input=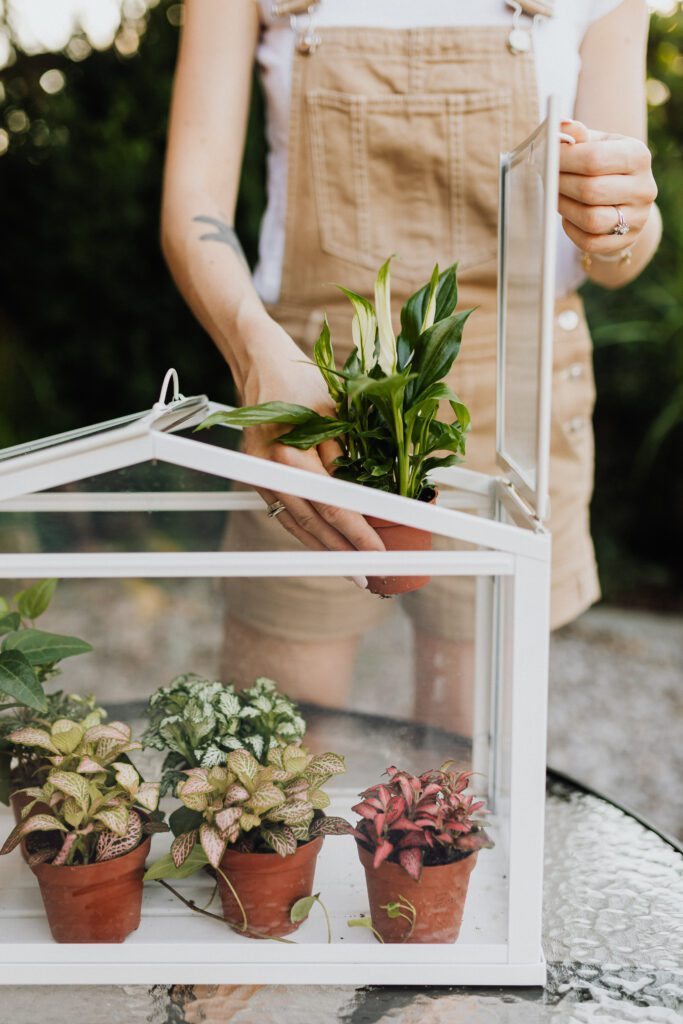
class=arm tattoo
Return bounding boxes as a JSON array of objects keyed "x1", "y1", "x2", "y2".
[{"x1": 192, "y1": 216, "x2": 250, "y2": 271}]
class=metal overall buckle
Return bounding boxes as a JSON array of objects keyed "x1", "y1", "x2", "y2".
[
  {"x1": 271, "y1": 0, "x2": 321, "y2": 54},
  {"x1": 505, "y1": 0, "x2": 554, "y2": 55}
]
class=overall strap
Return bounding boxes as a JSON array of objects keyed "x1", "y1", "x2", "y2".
[
  {"x1": 518, "y1": 0, "x2": 555, "y2": 15},
  {"x1": 272, "y1": 1, "x2": 556, "y2": 17}
]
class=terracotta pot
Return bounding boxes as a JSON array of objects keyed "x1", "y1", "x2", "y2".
[
  {"x1": 31, "y1": 836, "x2": 151, "y2": 943},
  {"x1": 10, "y1": 789, "x2": 55, "y2": 863},
  {"x1": 365, "y1": 493, "x2": 437, "y2": 596},
  {"x1": 357, "y1": 841, "x2": 478, "y2": 944},
  {"x1": 217, "y1": 836, "x2": 323, "y2": 938}
]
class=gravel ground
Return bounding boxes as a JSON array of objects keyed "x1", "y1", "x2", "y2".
[{"x1": 19, "y1": 578, "x2": 683, "y2": 840}]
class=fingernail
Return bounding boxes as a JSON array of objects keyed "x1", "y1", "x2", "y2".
[
  {"x1": 349, "y1": 575, "x2": 368, "y2": 590},
  {"x1": 559, "y1": 132, "x2": 576, "y2": 145},
  {"x1": 560, "y1": 119, "x2": 580, "y2": 126}
]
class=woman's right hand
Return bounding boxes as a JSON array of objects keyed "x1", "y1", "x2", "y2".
[{"x1": 239, "y1": 317, "x2": 385, "y2": 562}]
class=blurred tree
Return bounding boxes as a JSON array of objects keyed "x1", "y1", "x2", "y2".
[
  {"x1": 0, "y1": 0, "x2": 265, "y2": 442},
  {"x1": 0, "y1": 1, "x2": 681, "y2": 605}
]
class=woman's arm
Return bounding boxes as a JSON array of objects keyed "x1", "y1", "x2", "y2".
[
  {"x1": 559, "y1": 0, "x2": 661, "y2": 289},
  {"x1": 162, "y1": 0, "x2": 382, "y2": 561}
]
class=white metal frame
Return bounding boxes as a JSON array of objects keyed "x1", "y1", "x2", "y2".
[{"x1": 0, "y1": 393, "x2": 549, "y2": 986}]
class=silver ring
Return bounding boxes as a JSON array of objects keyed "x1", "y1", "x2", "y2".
[
  {"x1": 266, "y1": 500, "x2": 287, "y2": 519},
  {"x1": 610, "y1": 206, "x2": 631, "y2": 236}
]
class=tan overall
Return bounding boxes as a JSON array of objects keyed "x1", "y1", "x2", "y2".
[{"x1": 224, "y1": 13, "x2": 600, "y2": 642}]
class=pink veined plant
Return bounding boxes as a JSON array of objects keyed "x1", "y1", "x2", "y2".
[
  {"x1": 351, "y1": 763, "x2": 493, "y2": 881},
  {"x1": 0, "y1": 720, "x2": 164, "y2": 866}
]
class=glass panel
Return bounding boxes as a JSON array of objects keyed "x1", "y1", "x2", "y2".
[
  {"x1": 497, "y1": 109, "x2": 555, "y2": 513},
  {"x1": 0, "y1": 565, "x2": 509, "y2": 949}
]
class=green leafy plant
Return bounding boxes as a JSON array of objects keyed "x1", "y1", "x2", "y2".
[
  {"x1": 198, "y1": 258, "x2": 473, "y2": 500},
  {"x1": 351, "y1": 763, "x2": 493, "y2": 881},
  {"x1": 6, "y1": 691, "x2": 105, "y2": 797},
  {"x1": 0, "y1": 719, "x2": 163, "y2": 866},
  {"x1": 0, "y1": 580, "x2": 93, "y2": 804},
  {"x1": 143, "y1": 674, "x2": 307, "y2": 798},
  {"x1": 146, "y1": 744, "x2": 349, "y2": 879}
]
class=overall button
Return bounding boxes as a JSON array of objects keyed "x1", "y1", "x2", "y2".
[
  {"x1": 564, "y1": 363, "x2": 585, "y2": 381},
  {"x1": 557, "y1": 309, "x2": 580, "y2": 332},
  {"x1": 566, "y1": 416, "x2": 587, "y2": 434}
]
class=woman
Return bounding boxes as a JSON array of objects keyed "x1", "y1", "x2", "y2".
[{"x1": 162, "y1": 0, "x2": 659, "y2": 728}]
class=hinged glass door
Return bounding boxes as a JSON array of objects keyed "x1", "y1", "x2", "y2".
[{"x1": 496, "y1": 96, "x2": 560, "y2": 523}]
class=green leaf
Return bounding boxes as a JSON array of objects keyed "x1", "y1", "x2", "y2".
[
  {"x1": 420, "y1": 264, "x2": 440, "y2": 334},
  {"x1": 335, "y1": 286, "x2": 377, "y2": 371},
  {"x1": 0, "y1": 651, "x2": 46, "y2": 712},
  {"x1": 199, "y1": 822, "x2": 226, "y2": 868},
  {"x1": 261, "y1": 825, "x2": 297, "y2": 857},
  {"x1": 313, "y1": 317, "x2": 343, "y2": 401},
  {"x1": 49, "y1": 770, "x2": 91, "y2": 811},
  {"x1": 13, "y1": 579, "x2": 57, "y2": 621},
  {"x1": 94, "y1": 805, "x2": 129, "y2": 835},
  {"x1": 374, "y1": 256, "x2": 397, "y2": 375},
  {"x1": 0, "y1": 814, "x2": 66, "y2": 855},
  {"x1": 227, "y1": 748, "x2": 260, "y2": 788},
  {"x1": 399, "y1": 263, "x2": 459, "y2": 349},
  {"x1": 51, "y1": 719, "x2": 84, "y2": 754},
  {"x1": 196, "y1": 403, "x2": 318, "y2": 431},
  {"x1": 169, "y1": 804, "x2": 204, "y2": 838},
  {"x1": 410, "y1": 309, "x2": 475, "y2": 398},
  {"x1": 3, "y1": 629, "x2": 93, "y2": 666},
  {"x1": 0, "y1": 613, "x2": 20, "y2": 636},
  {"x1": 144, "y1": 843, "x2": 209, "y2": 881},
  {"x1": 8, "y1": 726, "x2": 58, "y2": 753},
  {"x1": 278, "y1": 416, "x2": 350, "y2": 449},
  {"x1": 290, "y1": 893, "x2": 319, "y2": 924}
]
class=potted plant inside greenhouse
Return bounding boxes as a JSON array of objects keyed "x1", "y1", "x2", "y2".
[
  {"x1": 142, "y1": 673, "x2": 306, "y2": 801},
  {"x1": 0, "y1": 579, "x2": 95, "y2": 822},
  {"x1": 198, "y1": 258, "x2": 473, "y2": 595},
  {"x1": 145, "y1": 743, "x2": 349, "y2": 939},
  {"x1": 350, "y1": 763, "x2": 492, "y2": 944},
  {"x1": 0, "y1": 720, "x2": 164, "y2": 943}
]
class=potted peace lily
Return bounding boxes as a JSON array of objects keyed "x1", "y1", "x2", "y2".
[
  {"x1": 0, "y1": 579, "x2": 94, "y2": 819},
  {"x1": 145, "y1": 744, "x2": 349, "y2": 939},
  {"x1": 0, "y1": 719, "x2": 164, "y2": 943},
  {"x1": 351, "y1": 763, "x2": 493, "y2": 944},
  {"x1": 198, "y1": 258, "x2": 473, "y2": 595},
  {"x1": 142, "y1": 673, "x2": 306, "y2": 802}
]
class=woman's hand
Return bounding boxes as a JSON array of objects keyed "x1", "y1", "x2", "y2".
[
  {"x1": 558, "y1": 119, "x2": 658, "y2": 256},
  {"x1": 240, "y1": 317, "x2": 384, "y2": 563}
]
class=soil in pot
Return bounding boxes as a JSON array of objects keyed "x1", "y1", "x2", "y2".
[
  {"x1": 31, "y1": 835, "x2": 151, "y2": 943},
  {"x1": 357, "y1": 841, "x2": 478, "y2": 943},
  {"x1": 10, "y1": 789, "x2": 56, "y2": 863},
  {"x1": 217, "y1": 835, "x2": 323, "y2": 938},
  {"x1": 365, "y1": 492, "x2": 436, "y2": 597}
]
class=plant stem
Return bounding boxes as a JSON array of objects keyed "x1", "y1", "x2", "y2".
[
  {"x1": 215, "y1": 865, "x2": 248, "y2": 933},
  {"x1": 157, "y1": 879, "x2": 297, "y2": 944}
]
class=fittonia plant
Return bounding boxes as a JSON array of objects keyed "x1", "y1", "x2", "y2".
[
  {"x1": 0, "y1": 720, "x2": 162, "y2": 865},
  {"x1": 142, "y1": 674, "x2": 306, "y2": 796}
]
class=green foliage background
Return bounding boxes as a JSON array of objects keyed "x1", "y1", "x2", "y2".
[{"x1": 0, "y1": 1, "x2": 681, "y2": 605}]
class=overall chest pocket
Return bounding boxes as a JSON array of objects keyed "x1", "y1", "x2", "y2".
[{"x1": 306, "y1": 88, "x2": 511, "y2": 280}]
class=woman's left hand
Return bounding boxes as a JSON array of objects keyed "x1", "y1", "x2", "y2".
[{"x1": 558, "y1": 119, "x2": 658, "y2": 255}]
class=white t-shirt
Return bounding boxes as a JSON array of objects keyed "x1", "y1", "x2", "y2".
[{"x1": 253, "y1": 0, "x2": 625, "y2": 302}]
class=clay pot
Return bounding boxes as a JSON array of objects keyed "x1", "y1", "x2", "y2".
[
  {"x1": 365, "y1": 493, "x2": 437, "y2": 596},
  {"x1": 10, "y1": 789, "x2": 55, "y2": 863},
  {"x1": 217, "y1": 836, "x2": 323, "y2": 938},
  {"x1": 31, "y1": 836, "x2": 151, "y2": 943},
  {"x1": 357, "y1": 841, "x2": 478, "y2": 944}
]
